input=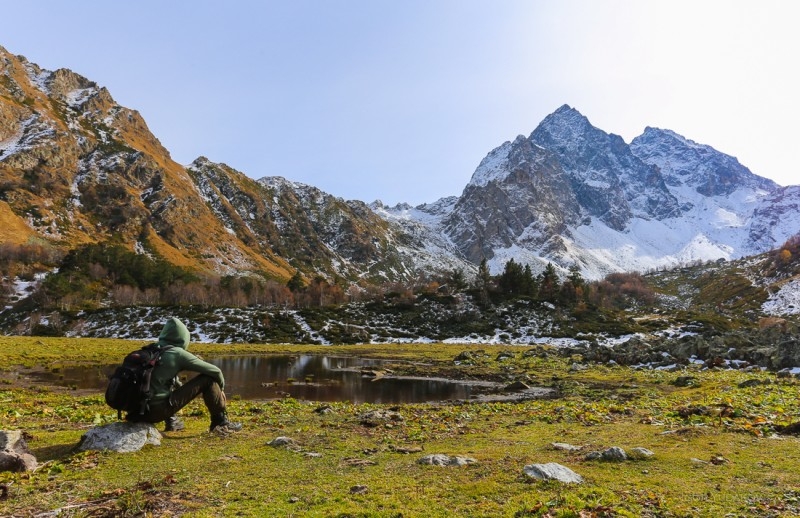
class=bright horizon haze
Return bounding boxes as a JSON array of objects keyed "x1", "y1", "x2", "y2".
[{"x1": 3, "y1": 1, "x2": 798, "y2": 205}]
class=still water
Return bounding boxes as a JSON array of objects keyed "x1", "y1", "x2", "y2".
[{"x1": 35, "y1": 355, "x2": 476, "y2": 404}]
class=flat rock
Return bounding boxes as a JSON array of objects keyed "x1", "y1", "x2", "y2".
[
  {"x1": 268, "y1": 436, "x2": 299, "y2": 448},
  {"x1": 523, "y1": 462, "x2": 584, "y2": 484},
  {"x1": 77, "y1": 422, "x2": 161, "y2": 453},
  {"x1": 550, "y1": 442, "x2": 582, "y2": 451},
  {"x1": 629, "y1": 447, "x2": 655, "y2": 459},
  {"x1": 417, "y1": 454, "x2": 477, "y2": 466}
]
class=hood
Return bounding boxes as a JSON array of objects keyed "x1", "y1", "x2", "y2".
[{"x1": 158, "y1": 317, "x2": 191, "y2": 349}]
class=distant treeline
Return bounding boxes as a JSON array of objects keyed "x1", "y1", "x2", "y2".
[{"x1": 1, "y1": 241, "x2": 660, "y2": 315}]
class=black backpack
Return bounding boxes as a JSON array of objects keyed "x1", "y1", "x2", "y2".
[{"x1": 105, "y1": 343, "x2": 173, "y2": 419}]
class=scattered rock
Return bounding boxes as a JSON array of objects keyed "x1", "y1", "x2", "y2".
[
  {"x1": 0, "y1": 430, "x2": 37, "y2": 472},
  {"x1": 703, "y1": 356, "x2": 725, "y2": 369},
  {"x1": 523, "y1": 463, "x2": 583, "y2": 484},
  {"x1": 350, "y1": 485, "x2": 369, "y2": 494},
  {"x1": 417, "y1": 454, "x2": 477, "y2": 466},
  {"x1": 569, "y1": 363, "x2": 588, "y2": 372},
  {"x1": 628, "y1": 447, "x2": 655, "y2": 460},
  {"x1": 710, "y1": 455, "x2": 728, "y2": 465},
  {"x1": 586, "y1": 447, "x2": 627, "y2": 462},
  {"x1": 602, "y1": 447, "x2": 628, "y2": 461},
  {"x1": 550, "y1": 442, "x2": 582, "y2": 452},
  {"x1": 672, "y1": 376, "x2": 699, "y2": 387},
  {"x1": 522, "y1": 347, "x2": 551, "y2": 359},
  {"x1": 268, "y1": 436, "x2": 300, "y2": 449},
  {"x1": 496, "y1": 352, "x2": 515, "y2": 361},
  {"x1": 77, "y1": 423, "x2": 161, "y2": 453},
  {"x1": 314, "y1": 404, "x2": 335, "y2": 414},
  {"x1": 359, "y1": 409, "x2": 404, "y2": 427},
  {"x1": 454, "y1": 351, "x2": 474, "y2": 362},
  {"x1": 390, "y1": 445, "x2": 423, "y2": 454},
  {"x1": 738, "y1": 378, "x2": 769, "y2": 388}
]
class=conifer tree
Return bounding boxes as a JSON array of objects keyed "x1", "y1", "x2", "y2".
[
  {"x1": 448, "y1": 268, "x2": 468, "y2": 293},
  {"x1": 287, "y1": 270, "x2": 305, "y2": 292},
  {"x1": 538, "y1": 262, "x2": 560, "y2": 302},
  {"x1": 498, "y1": 258, "x2": 523, "y2": 297},
  {"x1": 475, "y1": 258, "x2": 492, "y2": 306}
]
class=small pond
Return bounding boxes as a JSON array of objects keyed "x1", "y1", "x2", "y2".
[{"x1": 33, "y1": 355, "x2": 487, "y2": 404}]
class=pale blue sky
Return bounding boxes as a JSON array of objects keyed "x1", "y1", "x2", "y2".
[{"x1": 3, "y1": 1, "x2": 798, "y2": 204}]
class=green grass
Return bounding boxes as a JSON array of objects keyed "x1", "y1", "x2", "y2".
[{"x1": 2, "y1": 337, "x2": 800, "y2": 516}]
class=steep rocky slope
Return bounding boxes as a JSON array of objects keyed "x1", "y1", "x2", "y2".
[
  {"x1": 2, "y1": 46, "x2": 798, "y2": 290},
  {"x1": 1, "y1": 46, "x2": 472, "y2": 284}
]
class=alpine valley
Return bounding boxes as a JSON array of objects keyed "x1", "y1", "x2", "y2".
[{"x1": 2, "y1": 45, "x2": 800, "y2": 353}]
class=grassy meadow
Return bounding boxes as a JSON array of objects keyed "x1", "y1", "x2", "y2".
[{"x1": 1, "y1": 336, "x2": 800, "y2": 517}]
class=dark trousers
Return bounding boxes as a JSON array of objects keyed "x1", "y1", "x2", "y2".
[{"x1": 129, "y1": 374, "x2": 227, "y2": 424}]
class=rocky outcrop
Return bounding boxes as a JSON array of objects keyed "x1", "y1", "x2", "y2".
[
  {"x1": 0, "y1": 430, "x2": 37, "y2": 472},
  {"x1": 561, "y1": 323, "x2": 800, "y2": 370},
  {"x1": 531, "y1": 105, "x2": 680, "y2": 226},
  {"x1": 443, "y1": 135, "x2": 580, "y2": 263},
  {"x1": 1, "y1": 46, "x2": 463, "y2": 286}
]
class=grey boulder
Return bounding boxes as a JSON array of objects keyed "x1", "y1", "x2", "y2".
[
  {"x1": 523, "y1": 462, "x2": 584, "y2": 484},
  {"x1": 0, "y1": 430, "x2": 37, "y2": 472},
  {"x1": 78, "y1": 422, "x2": 162, "y2": 453}
]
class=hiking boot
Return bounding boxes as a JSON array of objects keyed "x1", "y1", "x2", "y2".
[
  {"x1": 164, "y1": 416, "x2": 185, "y2": 432},
  {"x1": 209, "y1": 412, "x2": 242, "y2": 433}
]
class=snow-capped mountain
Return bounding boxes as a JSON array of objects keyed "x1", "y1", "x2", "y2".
[
  {"x1": 2, "y1": 42, "x2": 798, "y2": 287},
  {"x1": 381, "y1": 105, "x2": 799, "y2": 279}
]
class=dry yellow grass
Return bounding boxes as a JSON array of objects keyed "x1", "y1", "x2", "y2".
[{"x1": 0, "y1": 201, "x2": 35, "y2": 244}]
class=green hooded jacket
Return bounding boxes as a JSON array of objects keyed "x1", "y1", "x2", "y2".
[{"x1": 149, "y1": 317, "x2": 225, "y2": 402}]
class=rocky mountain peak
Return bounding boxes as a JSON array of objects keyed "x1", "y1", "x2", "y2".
[
  {"x1": 43, "y1": 68, "x2": 97, "y2": 101},
  {"x1": 3, "y1": 45, "x2": 799, "y2": 288},
  {"x1": 529, "y1": 106, "x2": 680, "y2": 227},
  {"x1": 630, "y1": 127, "x2": 778, "y2": 196}
]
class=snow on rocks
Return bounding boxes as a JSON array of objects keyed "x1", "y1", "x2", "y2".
[{"x1": 762, "y1": 277, "x2": 800, "y2": 316}]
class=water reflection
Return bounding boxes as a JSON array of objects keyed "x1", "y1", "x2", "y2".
[
  {"x1": 212, "y1": 355, "x2": 473, "y2": 403},
  {"x1": 33, "y1": 355, "x2": 475, "y2": 404}
]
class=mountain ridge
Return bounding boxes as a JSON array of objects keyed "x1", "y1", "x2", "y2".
[
  {"x1": 391, "y1": 104, "x2": 797, "y2": 279},
  {"x1": 2, "y1": 45, "x2": 799, "y2": 291},
  {"x1": 2, "y1": 45, "x2": 473, "y2": 285}
]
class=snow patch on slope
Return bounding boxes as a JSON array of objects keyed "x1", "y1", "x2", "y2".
[
  {"x1": 468, "y1": 139, "x2": 516, "y2": 187},
  {"x1": 763, "y1": 278, "x2": 800, "y2": 316}
]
